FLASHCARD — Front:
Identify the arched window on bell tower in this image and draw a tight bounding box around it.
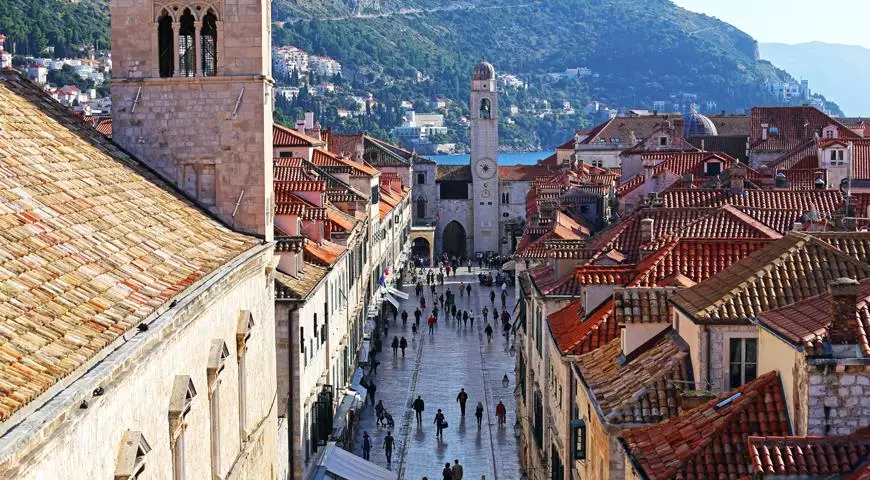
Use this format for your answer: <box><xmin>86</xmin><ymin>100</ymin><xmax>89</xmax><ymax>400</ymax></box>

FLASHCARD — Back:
<box><xmin>178</xmin><ymin>8</ymin><xmax>195</xmax><ymax>77</ymax></box>
<box><xmin>480</xmin><ymin>98</ymin><xmax>492</xmax><ymax>119</ymax></box>
<box><xmin>201</xmin><ymin>10</ymin><xmax>217</xmax><ymax>76</ymax></box>
<box><xmin>157</xmin><ymin>10</ymin><xmax>174</xmax><ymax>78</ymax></box>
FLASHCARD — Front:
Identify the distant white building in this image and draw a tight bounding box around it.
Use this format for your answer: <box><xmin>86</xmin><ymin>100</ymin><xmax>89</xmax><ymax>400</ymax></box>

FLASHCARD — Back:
<box><xmin>391</xmin><ymin>111</ymin><xmax>448</xmax><ymax>141</ymax></box>
<box><xmin>0</xmin><ymin>34</ymin><xmax>10</xmax><ymax>69</ymax></box>
<box><xmin>273</xmin><ymin>45</ymin><xmax>310</xmax><ymax>78</ymax></box>
<box><xmin>310</xmin><ymin>55</ymin><xmax>341</xmax><ymax>77</ymax></box>
<box><xmin>276</xmin><ymin>86</ymin><xmax>300</xmax><ymax>101</ymax></box>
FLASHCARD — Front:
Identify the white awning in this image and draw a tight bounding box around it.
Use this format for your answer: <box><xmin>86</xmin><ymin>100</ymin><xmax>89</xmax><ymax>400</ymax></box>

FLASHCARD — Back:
<box><xmin>363</xmin><ymin>319</ymin><xmax>376</xmax><ymax>336</ymax></box>
<box><xmin>502</xmin><ymin>260</ymin><xmax>517</xmax><ymax>271</ymax></box>
<box><xmin>358</xmin><ymin>340</ymin><xmax>370</xmax><ymax>364</ymax></box>
<box><xmin>385</xmin><ymin>293</ymin><xmax>400</xmax><ymax>310</ymax></box>
<box><xmin>310</xmin><ymin>442</ymin><xmax>397</xmax><ymax>480</ymax></box>
<box><xmin>385</xmin><ymin>286</ymin><xmax>409</xmax><ymax>300</ymax></box>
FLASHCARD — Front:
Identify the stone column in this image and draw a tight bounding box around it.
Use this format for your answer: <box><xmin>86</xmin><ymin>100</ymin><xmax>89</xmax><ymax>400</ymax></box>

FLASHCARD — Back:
<box><xmin>172</xmin><ymin>22</ymin><xmax>180</xmax><ymax>77</ymax></box>
<box><xmin>194</xmin><ymin>21</ymin><xmax>202</xmax><ymax>77</ymax></box>
<box><xmin>150</xmin><ymin>22</ymin><xmax>159</xmax><ymax>78</ymax></box>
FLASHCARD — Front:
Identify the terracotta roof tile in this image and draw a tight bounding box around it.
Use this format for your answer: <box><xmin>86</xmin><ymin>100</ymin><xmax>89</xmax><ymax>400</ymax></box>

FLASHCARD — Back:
<box><xmin>613</xmin><ymin>287</ymin><xmax>677</xmax><ymax>324</ymax></box>
<box><xmin>750</xmin><ymin>106</ymin><xmax>860</xmax><ymax>153</ymax></box>
<box><xmin>577</xmin><ymin>330</ymin><xmax>693</xmax><ymax>425</ymax></box>
<box><xmin>758</xmin><ymin>276</ymin><xmax>870</xmax><ymax>356</ymax></box>
<box><xmin>312</xmin><ymin>148</ymin><xmax>380</xmax><ymax>177</ymax></box>
<box><xmin>303</xmin><ymin>238</ymin><xmax>345</xmax><ymax>267</ymax></box>
<box><xmin>436</xmin><ymin>165</ymin><xmax>472</xmax><ymax>182</ymax></box>
<box><xmin>499</xmin><ymin>165</ymin><xmax>555</xmax><ymax>181</ymax></box>
<box><xmin>273</xmin><ymin>123</ymin><xmax>324</xmax><ymax>147</ymax></box>
<box><xmin>672</xmin><ymin>233</ymin><xmax>870</xmax><ymax>323</ymax></box>
<box><xmin>747</xmin><ymin>433</ymin><xmax>870</xmax><ymax>477</ymax></box>
<box><xmin>548</xmin><ymin>299</ymin><xmax>618</xmax><ymax>355</ymax></box>
<box><xmin>275</xmin><ymin>264</ymin><xmax>328</xmax><ymax>300</ymax></box>
<box><xmin>659</xmin><ymin>188</ymin><xmax>843</xmax><ymax>218</ymax></box>
<box><xmin>0</xmin><ymin>71</ymin><xmax>257</xmax><ymax>420</ymax></box>
<box><xmin>621</xmin><ymin>371</ymin><xmax>790</xmax><ymax>480</ymax></box>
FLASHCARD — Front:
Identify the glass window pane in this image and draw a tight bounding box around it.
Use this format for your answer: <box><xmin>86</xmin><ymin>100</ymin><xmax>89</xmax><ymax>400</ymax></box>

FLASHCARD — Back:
<box><xmin>745</xmin><ymin>363</ymin><xmax>757</xmax><ymax>383</ymax></box>
<box><xmin>729</xmin><ymin>338</ymin><xmax>742</xmax><ymax>363</ymax></box>
<box><xmin>729</xmin><ymin>367</ymin><xmax>742</xmax><ymax>389</ymax></box>
<box><xmin>745</xmin><ymin>339</ymin><xmax>757</xmax><ymax>363</ymax></box>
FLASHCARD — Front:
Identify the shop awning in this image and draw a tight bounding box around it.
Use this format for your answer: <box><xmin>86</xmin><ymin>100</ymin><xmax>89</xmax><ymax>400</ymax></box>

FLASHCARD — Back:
<box><xmin>501</xmin><ymin>260</ymin><xmax>517</xmax><ymax>271</ymax></box>
<box><xmin>363</xmin><ymin>319</ymin><xmax>376</xmax><ymax>336</ymax></box>
<box><xmin>331</xmin><ymin>390</ymin><xmax>363</xmax><ymax>440</ymax></box>
<box><xmin>358</xmin><ymin>340</ymin><xmax>370</xmax><ymax>364</ymax></box>
<box><xmin>385</xmin><ymin>286</ymin><xmax>409</xmax><ymax>300</ymax></box>
<box><xmin>385</xmin><ymin>293</ymin><xmax>401</xmax><ymax>310</ymax></box>
<box><xmin>309</xmin><ymin>442</ymin><xmax>397</xmax><ymax>480</ymax></box>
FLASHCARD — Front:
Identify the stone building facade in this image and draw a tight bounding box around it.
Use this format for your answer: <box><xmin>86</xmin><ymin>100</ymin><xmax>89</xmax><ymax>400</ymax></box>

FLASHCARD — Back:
<box><xmin>111</xmin><ymin>0</ymin><xmax>274</xmax><ymax>240</ymax></box>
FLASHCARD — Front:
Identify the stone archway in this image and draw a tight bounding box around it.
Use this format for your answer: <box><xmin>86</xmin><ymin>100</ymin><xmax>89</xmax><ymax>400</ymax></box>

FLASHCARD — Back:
<box><xmin>412</xmin><ymin>238</ymin><xmax>431</xmax><ymax>264</ymax></box>
<box><xmin>442</xmin><ymin>221</ymin><xmax>467</xmax><ymax>258</ymax></box>
<box><xmin>410</xmin><ymin>226</ymin><xmax>435</xmax><ymax>266</ymax></box>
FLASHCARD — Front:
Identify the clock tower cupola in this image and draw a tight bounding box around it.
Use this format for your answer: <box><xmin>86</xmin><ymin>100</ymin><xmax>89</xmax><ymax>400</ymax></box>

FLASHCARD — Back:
<box><xmin>470</xmin><ymin>60</ymin><xmax>499</xmax><ymax>254</ymax></box>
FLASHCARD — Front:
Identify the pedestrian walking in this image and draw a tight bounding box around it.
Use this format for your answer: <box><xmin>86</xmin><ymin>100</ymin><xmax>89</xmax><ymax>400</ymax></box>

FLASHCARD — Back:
<box><xmin>376</xmin><ymin>399</ymin><xmax>385</xmax><ymax>420</ymax></box>
<box><xmin>402</xmin><ymin>309</ymin><xmax>408</xmax><ymax>325</ymax></box>
<box><xmin>467</xmin><ymin>259</ymin><xmax>472</xmax><ymax>272</ymax></box>
<box><xmin>431</xmin><ymin>284</ymin><xmax>436</xmax><ymax>297</ymax></box>
<box><xmin>459</xmin><ymin>282</ymin><xmax>464</xmax><ymax>297</ymax></box>
<box><xmin>475</xmin><ymin>402</ymin><xmax>484</xmax><ymax>428</ymax></box>
<box><xmin>439</xmin><ymin>293</ymin><xmax>445</xmax><ymax>309</ymax></box>
<box><xmin>432</xmin><ymin>306</ymin><xmax>439</xmax><ymax>321</ymax></box>
<box><xmin>420</xmin><ymin>296</ymin><xmax>426</xmax><ymax>310</ymax></box>
<box><xmin>456</xmin><ymin>388</ymin><xmax>468</xmax><ymax>416</ymax></box>
<box><xmin>383</xmin><ymin>323</ymin><xmax>389</xmax><ymax>339</ymax></box>
<box><xmin>462</xmin><ymin>310</ymin><xmax>468</xmax><ymax>327</ymax></box>
<box><xmin>414</xmin><ymin>307</ymin><xmax>422</xmax><ymax>325</ymax></box>
<box><xmin>434</xmin><ymin>409</ymin><xmax>446</xmax><ymax>437</ymax></box>
<box><xmin>413</xmin><ymin>395</ymin><xmax>425</xmax><ymax>423</ymax></box>
<box><xmin>452</xmin><ymin>460</ymin><xmax>464</xmax><ymax>480</ymax></box>
<box><xmin>496</xmin><ymin>400</ymin><xmax>506</xmax><ymax>425</ymax></box>
<box><xmin>482</xmin><ymin>306</ymin><xmax>488</xmax><ymax>322</ymax></box>
<box><xmin>442</xmin><ymin>463</ymin><xmax>453</xmax><ymax>480</ymax></box>
<box><xmin>383</xmin><ymin>431</ymin><xmax>395</xmax><ymax>464</ymax></box>
<box><xmin>367</xmin><ymin>382</ymin><xmax>377</xmax><ymax>405</ymax></box>
<box><xmin>412</xmin><ymin>323</ymin><xmax>418</xmax><ymax>336</ymax></box>
<box><xmin>493</xmin><ymin>307</ymin><xmax>499</xmax><ymax>322</ymax></box>
<box><xmin>501</xmin><ymin>281</ymin><xmax>508</xmax><ymax>294</ymax></box>
<box><xmin>466</xmin><ymin>283</ymin><xmax>471</xmax><ymax>296</ymax></box>
<box><xmin>428</xmin><ymin>314</ymin><xmax>436</xmax><ymax>335</ymax></box>
<box><xmin>469</xmin><ymin>311</ymin><xmax>475</xmax><ymax>328</ymax></box>
<box><xmin>400</xmin><ymin>337</ymin><xmax>408</xmax><ymax>356</ymax></box>
<box><xmin>362</xmin><ymin>431</ymin><xmax>372</xmax><ymax>460</ymax></box>
<box><xmin>445</xmin><ymin>265</ymin><xmax>451</xmax><ymax>277</ymax></box>
<box><xmin>484</xmin><ymin>323</ymin><xmax>493</xmax><ymax>342</ymax></box>
<box><xmin>501</xmin><ymin>290</ymin><xmax>507</xmax><ymax>308</ymax></box>
<box><xmin>392</xmin><ymin>307</ymin><xmax>398</xmax><ymax>323</ymax></box>
<box><xmin>490</xmin><ymin>290</ymin><xmax>495</xmax><ymax>304</ymax></box>
<box><xmin>391</xmin><ymin>336</ymin><xmax>399</xmax><ymax>356</ymax></box>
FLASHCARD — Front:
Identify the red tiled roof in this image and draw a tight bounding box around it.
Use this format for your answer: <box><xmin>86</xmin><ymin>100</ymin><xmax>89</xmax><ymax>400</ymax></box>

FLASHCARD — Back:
<box><xmin>499</xmin><ymin>165</ymin><xmax>554</xmax><ymax>181</ymax></box>
<box><xmin>766</xmin><ymin>139</ymin><xmax>818</xmax><ymax>170</ymax></box>
<box><xmin>273</xmin><ymin>123</ymin><xmax>324</xmax><ymax>147</ymax></box>
<box><xmin>613</xmin><ymin>287</ymin><xmax>677</xmax><ymax>324</ymax></box>
<box><xmin>758</xmin><ymin>276</ymin><xmax>870</xmax><ymax>356</ymax></box>
<box><xmin>95</xmin><ymin>118</ymin><xmax>112</xmax><ymax>137</ymax></box>
<box><xmin>621</xmin><ymin>371</ymin><xmax>790</xmax><ymax>480</ymax></box>
<box><xmin>548</xmin><ymin>299</ymin><xmax>617</xmax><ymax>355</ymax></box>
<box><xmin>576</xmin><ymin>330</ymin><xmax>693</xmax><ymax>425</ymax></box>
<box><xmin>303</xmin><ymin>238</ymin><xmax>346</xmax><ymax>267</ymax></box>
<box><xmin>659</xmin><ymin>189</ymin><xmax>843</xmax><ymax>217</ymax></box>
<box><xmin>672</xmin><ymin>233</ymin><xmax>870</xmax><ymax>323</ymax></box>
<box><xmin>312</xmin><ymin>148</ymin><xmax>380</xmax><ymax>176</ymax></box>
<box><xmin>750</xmin><ymin>106</ymin><xmax>860</xmax><ymax>153</ymax></box>
<box><xmin>747</xmin><ymin>433</ymin><xmax>870</xmax><ymax>477</ymax></box>
<box><xmin>580</xmin><ymin>116</ymin><xmax>681</xmax><ymax>146</ymax></box>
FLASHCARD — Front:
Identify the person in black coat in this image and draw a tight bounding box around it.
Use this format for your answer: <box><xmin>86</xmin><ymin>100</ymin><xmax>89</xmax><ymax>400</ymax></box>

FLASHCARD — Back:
<box><xmin>399</xmin><ymin>337</ymin><xmax>408</xmax><ymax>356</ymax></box>
<box><xmin>391</xmin><ymin>336</ymin><xmax>399</xmax><ymax>356</ymax></box>
<box><xmin>401</xmin><ymin>309</ymin><xmax>408</xmax><ymax>325</ymax></box>
<box><xmin>412</xmin><ymin>395</ymin><xmax>425</xmax><ymax>423</ymax></box>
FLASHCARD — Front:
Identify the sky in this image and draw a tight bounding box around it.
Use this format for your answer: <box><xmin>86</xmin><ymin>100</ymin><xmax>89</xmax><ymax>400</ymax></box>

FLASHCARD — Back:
<box><xmin>671</xmin><ymin>0</ymin><xmax>870</xmax><ymax>48</ymax></box>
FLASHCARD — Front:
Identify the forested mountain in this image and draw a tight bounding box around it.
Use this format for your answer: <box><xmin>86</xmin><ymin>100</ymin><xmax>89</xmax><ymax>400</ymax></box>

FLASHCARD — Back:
<box><xmin>0</xmin><ymin>0</ymin><xmax>109</xmax><ymax>57</ymax></box>
<box><xmin>272</xmin><ymin>0</ymin><xmax>800</xmax><ymax>113</ymax></box>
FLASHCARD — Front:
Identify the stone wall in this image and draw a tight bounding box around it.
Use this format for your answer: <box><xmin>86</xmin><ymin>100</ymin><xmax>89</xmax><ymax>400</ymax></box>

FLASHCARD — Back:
<box><xmin>111</xmin><ymin>0</ymin><xmax>273</xmax><ymax>239</ymax></box>
<box><xmin>807</xmin><ymin>364</ymin><xmax>870</xmax><ymax>435</ymax></box>
<box><xmin>0</xmin><ymin>246</ymin><xmax>277</xmax><ymax>480</ymax></box>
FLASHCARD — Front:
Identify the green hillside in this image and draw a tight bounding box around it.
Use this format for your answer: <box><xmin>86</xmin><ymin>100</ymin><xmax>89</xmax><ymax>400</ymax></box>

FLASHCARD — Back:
<box><xmin>272</xmin><ymin>0</ymin><xmax>795</xmax><ymax>112</ymax></box>
<box><xmin>0</xmin><ymin>0</ymin><xmax>109</xmax><ymax>57</ymax></box>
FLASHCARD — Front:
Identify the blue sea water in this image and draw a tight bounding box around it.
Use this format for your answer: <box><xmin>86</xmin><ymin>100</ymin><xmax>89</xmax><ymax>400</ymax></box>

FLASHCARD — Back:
<box><xmin>429</xmin><ymin>151</ymin><xmax>554</xmax><ymax>165</ymax></box>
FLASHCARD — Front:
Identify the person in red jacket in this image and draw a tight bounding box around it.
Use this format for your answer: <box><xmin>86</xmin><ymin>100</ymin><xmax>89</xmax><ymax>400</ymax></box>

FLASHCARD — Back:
<box><xmin>495</xmin><ymin>400</ymin><xmax>507</xmax><ymax>425</ymax></box>
<box><xmin>428</xmin><ymin>314</ymin><xmax>436</xmax><ymax>335</ymax></box>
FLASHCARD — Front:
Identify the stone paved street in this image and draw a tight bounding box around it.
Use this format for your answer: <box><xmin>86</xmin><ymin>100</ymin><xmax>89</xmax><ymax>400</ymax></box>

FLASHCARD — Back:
<box><xmin>354</xmin><ymin>267</ymin><xmax>521</xmax><ymax>480</ymax></box>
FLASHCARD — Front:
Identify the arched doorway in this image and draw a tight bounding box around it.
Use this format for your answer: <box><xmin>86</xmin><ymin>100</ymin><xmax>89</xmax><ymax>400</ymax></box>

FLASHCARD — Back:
<box><xmin>442</xmin><ymin>221</ymin><xmax>467</xmax><ymax>258</ymax></box>
<box><xmin>412</xmin><ymin>238</ymin><xmax>431</xmax><ymax>264</ymax></box>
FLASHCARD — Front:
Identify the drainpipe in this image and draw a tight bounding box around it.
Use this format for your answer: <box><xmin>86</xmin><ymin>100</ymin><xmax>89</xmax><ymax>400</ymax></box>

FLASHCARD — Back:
<box><xmin>704</xmin><ymin>326</ymin><xmax>712</xmax><ymax>392</ymax></box>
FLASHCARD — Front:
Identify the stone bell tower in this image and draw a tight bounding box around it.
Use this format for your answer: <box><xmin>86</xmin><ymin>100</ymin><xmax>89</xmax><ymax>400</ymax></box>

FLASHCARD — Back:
<box><xmin>470</xmin><ymin>60</ymin><xmax>499</xmax><ymax>254</ymax></box>
<box><xmin>111</xmin><ymin>0</ymin><xmax>274</xmax><ymax>241</ymax></box>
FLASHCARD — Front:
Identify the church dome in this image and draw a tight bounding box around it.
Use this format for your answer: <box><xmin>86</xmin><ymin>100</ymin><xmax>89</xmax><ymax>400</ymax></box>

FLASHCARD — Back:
<box><xmin>682</xmin><ymin>105</ymin><xmax>718</xmax><ymax>137</ymax></box>
<box><xmin>473</xmin><ymin>61</ymin><xmax>495</xmax><ymax>81</ymax></box>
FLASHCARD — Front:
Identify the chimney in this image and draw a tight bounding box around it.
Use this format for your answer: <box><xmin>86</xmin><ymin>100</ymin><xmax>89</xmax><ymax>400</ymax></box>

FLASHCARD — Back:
<box><xmin>828</xmin><ymin>278</ymin><xmax>860</xmax><ymax>345</ymax></box>
<box><xmin>640</xmin><ymin>218</ymin><xmax>654</xmax><ymax>244</ymax></box>
<box><xmin>758</xmin><ymin>165</ymin><xmax>774</xmax><ymax>189</ymax></box>
<box><xmin>761</xmin><ymin>123</ymin><xmax>769</xmax><ymax>141</ymax></box>
<box><xmin>678</xmin><ymin>391</ymin><xmax>716</xmax><ymax>414</ymax></box>
<box><xmin>304</xmin><ymin>111</ymin><xmax>315</xmax><ymax>130</ymax></box>
<box><xmin>729</xmin><ymin>167</ymin><xmax>745</xmax><ymax>195</ymax></box>
<box><xmin>295</xmin><ymin>119</ymin><xmax>306</xmax><ymax>133</ymax></box>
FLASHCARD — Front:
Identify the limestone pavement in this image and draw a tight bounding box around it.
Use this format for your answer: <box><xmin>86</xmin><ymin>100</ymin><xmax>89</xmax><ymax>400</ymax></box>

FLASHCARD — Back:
<box><xmin>354</xmin><ymin>267</ymin><xmax>521</xmax><ymax>480</ymax></box>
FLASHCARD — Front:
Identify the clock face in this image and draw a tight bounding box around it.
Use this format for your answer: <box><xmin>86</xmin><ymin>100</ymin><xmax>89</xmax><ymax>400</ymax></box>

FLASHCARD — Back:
<box><xmin>475</xmin><ymin>158</ymin><xmax>496</xmax><ymax>179</ymax></box>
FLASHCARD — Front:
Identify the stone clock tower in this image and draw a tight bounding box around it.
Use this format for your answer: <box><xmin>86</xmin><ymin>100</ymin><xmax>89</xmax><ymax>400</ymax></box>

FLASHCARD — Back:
<box><xmin>470</xmin><ymin>61</ymin><xmax>499</xmax><ymax>254</ymax></box>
